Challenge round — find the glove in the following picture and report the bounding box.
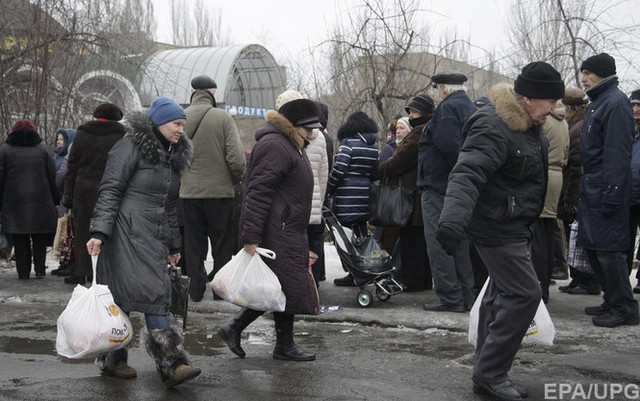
[436,225,462,255]
[562,201,577,223]
[601,202,619,217]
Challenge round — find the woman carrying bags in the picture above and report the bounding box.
[86,97,200,388]
[218,98,321,361]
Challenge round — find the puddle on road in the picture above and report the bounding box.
[0,335,57,356]
[183,329,272,357]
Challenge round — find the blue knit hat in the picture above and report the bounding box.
[147,97,186,127]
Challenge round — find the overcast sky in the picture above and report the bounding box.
[150,0,639,90]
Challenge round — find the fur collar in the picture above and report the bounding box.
[489,83,534,132]
[6,130,42,147]
[264,110,306,150]
[126,111,192,171]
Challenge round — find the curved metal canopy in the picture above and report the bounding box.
[139,44,285,109]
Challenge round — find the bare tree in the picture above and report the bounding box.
[0,0,156,143]
[506,0,640,89]
[170,0,230,47]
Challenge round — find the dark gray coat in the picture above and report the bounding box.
[90,112,192,315]
[0,129,58,234]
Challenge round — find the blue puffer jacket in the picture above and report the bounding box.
[327,132,379,224]
[578,76,635,251]
[418,91,477,193]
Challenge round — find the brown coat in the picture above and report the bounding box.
[378,123,425,226]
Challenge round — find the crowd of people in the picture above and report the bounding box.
[1,52,639,400]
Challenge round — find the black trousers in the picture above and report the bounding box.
[474,241,541,384]
[13,233,50,278]
[397,225,432,291]
[530,218,555,303]
[181,198,235,299]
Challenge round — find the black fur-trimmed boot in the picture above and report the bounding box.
[272,312,315,362]
[96,348,137,379]
[146,327,201,388]
[218,308,264,358]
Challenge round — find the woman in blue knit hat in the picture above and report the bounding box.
[85,97,200,388]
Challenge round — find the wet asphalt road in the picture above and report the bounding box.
[1,244,640,400]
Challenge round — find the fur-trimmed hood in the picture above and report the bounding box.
[489,83,534,132]
[125,111,192,171]
[259,109,307,150]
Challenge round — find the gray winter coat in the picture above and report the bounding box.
[90,112,192,315]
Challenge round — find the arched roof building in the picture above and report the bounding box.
[73,44,285,114]
[138,44,285,110]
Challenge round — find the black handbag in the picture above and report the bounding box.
[369,168,414,227]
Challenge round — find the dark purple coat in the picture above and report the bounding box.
[239,110,319,315]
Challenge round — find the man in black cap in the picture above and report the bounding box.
[180,75,246,302]
[436,61,565,401]
[577,53,639,328]
[419,71,477,313]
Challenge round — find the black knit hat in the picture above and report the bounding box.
[629,89,640,105]
[278,99,323,128]
[405,94,435,116]
[580,53,616,78]
[93,103,123,121]
[191,75,217,90]
[514,61,565,99]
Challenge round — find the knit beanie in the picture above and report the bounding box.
[404,94,435,116]
[514,61,565,99]
[396,117,411,131]
[191,75,217,90]
[12,119,36,132]
[93,103,123,121]
[580,53,616,78]
[147,97,186,127]
[278,99,323,128]
[275,90,303,109]
[630,89,640,105]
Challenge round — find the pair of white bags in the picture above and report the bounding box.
[211,247,286,312]
[469,278,556,347]
[56,255,132,359]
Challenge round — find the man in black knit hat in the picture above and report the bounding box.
[436,61,565,401]
[577,53,639,328]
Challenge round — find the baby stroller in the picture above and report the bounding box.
[322,207,403,307]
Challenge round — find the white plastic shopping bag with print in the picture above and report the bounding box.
[469,278,555,347]
[56,255,132,359]
[211,247,286,312]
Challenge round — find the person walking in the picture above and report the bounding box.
[86,97,200,388]
[0,119,58,279]
[62,103,126,284]
[180,75,246,302]
[578,53,639,328]
[218,98,321,361]
[419,73,477,311]
[627,89,640,294]
[436,62,565,400]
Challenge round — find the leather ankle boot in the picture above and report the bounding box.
[97,348,137,379]
[273,312,315,362]
[218,308,263,358]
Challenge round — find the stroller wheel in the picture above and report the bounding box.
[357,290,373,307]
[376,286,391,301]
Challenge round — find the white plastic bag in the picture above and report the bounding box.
[469,278,555,347]
[56,255,133,359]
[211,247,286,312]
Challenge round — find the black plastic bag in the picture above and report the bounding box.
[351,226,392,274]
[169,266,190,330]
